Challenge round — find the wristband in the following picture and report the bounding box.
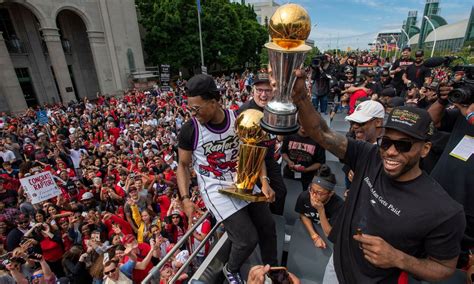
[466,112,474,121]
[437,97,449,106]
[468,115,474,126]
[180,194,190,201]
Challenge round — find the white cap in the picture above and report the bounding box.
[346,100,385,123]
[81,192,94,200]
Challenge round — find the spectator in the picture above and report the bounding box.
[295,165,343,249]
[281,125,326,191]
[238,69,287,216]
[292,72,466,283]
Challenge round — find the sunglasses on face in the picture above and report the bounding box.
[104,267,117,275]
[350,118,376,127]
[31,274,44,280]
[377,136,418,153]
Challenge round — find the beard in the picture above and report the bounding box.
[383,155,419,180]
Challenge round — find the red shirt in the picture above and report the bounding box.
[349,89,369,114]
[156,195,171,221]
[40,237,64,262]
[123,243,153,283]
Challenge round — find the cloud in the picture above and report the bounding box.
[353,0,380,8]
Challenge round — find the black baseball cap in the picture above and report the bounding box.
[415,50,424,57]
[380,87,397,98]
[253,70,270,85]
[381,106,434,140]
[186,74,221,97]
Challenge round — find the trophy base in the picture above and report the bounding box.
[261,119,299,135]
[261,103,299,135]
[218,186,268,202]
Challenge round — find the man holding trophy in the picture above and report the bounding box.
[177,74,278,283]
[238,70,288,216]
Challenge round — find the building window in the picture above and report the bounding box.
[0,8,15,40]
[14,68,38,107]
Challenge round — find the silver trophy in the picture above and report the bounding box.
[260,4,312,135]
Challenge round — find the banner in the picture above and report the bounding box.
[160,64,171,91]
[36,110,48,125]
[20,172,62,204]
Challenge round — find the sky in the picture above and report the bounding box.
[277,0,473,51]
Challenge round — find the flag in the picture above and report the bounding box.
[196,0,201,14]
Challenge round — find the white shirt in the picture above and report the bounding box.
[69,148,87,169]
[0,149,16,162]
[191,110,248,221]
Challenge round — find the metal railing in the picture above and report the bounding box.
[142,211,222,284]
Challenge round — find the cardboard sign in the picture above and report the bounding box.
[20,172,62,204]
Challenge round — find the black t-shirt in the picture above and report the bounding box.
[431,108,474,246]
[294,190,343,225]
[281,134,326,180]
[390,58,414,91]
[329,138,465,283]
[178,111,229,151]
[405,63,431,88]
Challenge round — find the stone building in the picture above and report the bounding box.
[0,0,145,113]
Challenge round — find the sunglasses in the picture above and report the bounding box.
[104,267,117,275]
[350,118,376,127]
[31,274,44,280]
[377,136,417,153]
[18,221,29,225]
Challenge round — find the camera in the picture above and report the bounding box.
[311,55,326,69]
[448,65,474,105]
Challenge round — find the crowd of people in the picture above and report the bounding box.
[0,46,472,284]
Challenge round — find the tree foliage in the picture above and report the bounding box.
[136,0,268,75]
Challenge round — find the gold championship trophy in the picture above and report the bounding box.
[260,4,312,135]
[218,109,269,202]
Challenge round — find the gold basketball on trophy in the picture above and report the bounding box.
[269,3,311,49]
[236,109,268,145]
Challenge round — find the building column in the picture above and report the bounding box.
[87,31,117,95]
[40,27,76,104]
[0,32,28,113]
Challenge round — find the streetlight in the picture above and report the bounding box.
[424,16,437,57]
[390,35,398,59]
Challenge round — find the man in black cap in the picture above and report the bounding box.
[291,69,466,283]
[238,69,287,215]
[390,46,414,96]
[177,74,278,284]
[404,50,431,91]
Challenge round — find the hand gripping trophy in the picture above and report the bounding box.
[260,3,312,135]
[218,109,269,202]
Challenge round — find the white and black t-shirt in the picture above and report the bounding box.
[329,138,465,283]
[178,109,248,221]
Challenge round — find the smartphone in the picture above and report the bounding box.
[267,267,292,284]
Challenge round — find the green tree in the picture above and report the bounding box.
[136,0,268,75]
[304,46,322,66]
